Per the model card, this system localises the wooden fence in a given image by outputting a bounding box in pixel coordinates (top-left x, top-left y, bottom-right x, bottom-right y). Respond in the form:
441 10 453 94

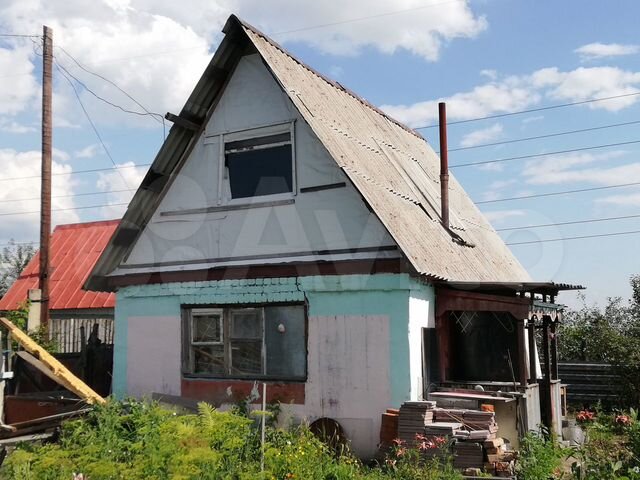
49 317 114 353
558 362 621 405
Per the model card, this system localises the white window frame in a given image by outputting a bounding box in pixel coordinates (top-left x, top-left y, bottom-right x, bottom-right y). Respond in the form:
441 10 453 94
215 121 297 206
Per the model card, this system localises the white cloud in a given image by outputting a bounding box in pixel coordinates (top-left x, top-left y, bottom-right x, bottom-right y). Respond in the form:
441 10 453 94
0 148 79 242
382 65 640 127
95 161 147 217
480 69 497 80
75 144 102 159
521 150 640 187
243 0 487 61
459 123 502 147
482 209 525 224
0 43 39 116
532 66 640 112
382 81 538 127
575 42 640 60
0 118 36 133
596 191 640 207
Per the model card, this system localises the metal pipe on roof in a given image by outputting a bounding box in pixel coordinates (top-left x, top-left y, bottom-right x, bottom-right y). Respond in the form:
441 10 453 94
438 102 450 231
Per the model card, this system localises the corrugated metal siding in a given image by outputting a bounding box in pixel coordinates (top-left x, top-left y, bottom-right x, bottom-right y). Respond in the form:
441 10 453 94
0 220 118 311
244 26 530 282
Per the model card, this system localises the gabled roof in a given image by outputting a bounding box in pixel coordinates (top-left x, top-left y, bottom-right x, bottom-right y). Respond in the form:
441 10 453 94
86 15 530 291
0 220 117 311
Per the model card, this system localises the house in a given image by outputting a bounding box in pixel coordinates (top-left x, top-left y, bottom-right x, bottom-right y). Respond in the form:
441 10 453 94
0 220 118 353
86 15 581 457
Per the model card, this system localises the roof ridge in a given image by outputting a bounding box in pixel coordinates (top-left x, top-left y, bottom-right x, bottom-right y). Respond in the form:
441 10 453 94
232 15 425 141
54 219 120 231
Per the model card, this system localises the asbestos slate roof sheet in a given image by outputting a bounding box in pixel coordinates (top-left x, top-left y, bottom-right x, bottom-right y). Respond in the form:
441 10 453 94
0 220 118 311
241 22 530 282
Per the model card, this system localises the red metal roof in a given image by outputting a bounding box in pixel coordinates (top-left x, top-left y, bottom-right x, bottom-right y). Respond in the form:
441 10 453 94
0 220 118 311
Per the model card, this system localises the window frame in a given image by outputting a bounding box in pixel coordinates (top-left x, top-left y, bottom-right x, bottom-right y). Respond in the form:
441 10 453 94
216 121 297 205
182 302 308 382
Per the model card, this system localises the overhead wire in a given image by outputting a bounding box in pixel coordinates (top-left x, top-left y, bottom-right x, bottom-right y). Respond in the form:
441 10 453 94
440 119 640 154
0 163 151 182
450 139 640 169
506 229 640 246
476 181 640 205
55 61 135 191
414 91 640 130
55 48 166 139
0 203 129 217
496 213 640 232
0 189 133 204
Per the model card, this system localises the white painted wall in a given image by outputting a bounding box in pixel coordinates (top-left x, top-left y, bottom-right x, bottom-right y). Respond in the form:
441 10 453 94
121 54 396 272
408 285 435 400
127 315 182 397
125 311 392 459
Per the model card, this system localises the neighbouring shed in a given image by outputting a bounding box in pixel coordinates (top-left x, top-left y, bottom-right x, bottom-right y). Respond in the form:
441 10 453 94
0 220 118 352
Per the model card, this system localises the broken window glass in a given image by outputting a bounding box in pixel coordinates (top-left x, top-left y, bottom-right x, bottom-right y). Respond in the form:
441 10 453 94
184 304 306 381
225 132 293 199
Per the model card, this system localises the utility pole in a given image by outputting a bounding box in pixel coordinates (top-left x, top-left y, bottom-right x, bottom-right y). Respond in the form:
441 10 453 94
39 25 53 329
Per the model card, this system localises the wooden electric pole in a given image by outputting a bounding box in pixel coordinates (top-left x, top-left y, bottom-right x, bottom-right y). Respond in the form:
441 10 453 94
39 25 53 328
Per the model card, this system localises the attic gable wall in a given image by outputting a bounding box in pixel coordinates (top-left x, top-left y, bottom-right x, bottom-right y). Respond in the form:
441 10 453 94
118 54 397 274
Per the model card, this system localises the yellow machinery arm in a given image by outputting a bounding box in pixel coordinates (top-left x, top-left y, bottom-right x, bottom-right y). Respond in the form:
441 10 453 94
0 317 106 405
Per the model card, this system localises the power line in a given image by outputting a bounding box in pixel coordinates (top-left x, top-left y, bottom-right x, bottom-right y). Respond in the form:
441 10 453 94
476 181 640 205
415 91 640 130
443 119 640 154
0 163 151 182
0 189 132 204
497 213 640 232
0 241 38 248
0 202 129 217
55 49 166 138
451 138 640 169
0 33 41 38
56 63 134 191
506 229 640 246
271 0 466 35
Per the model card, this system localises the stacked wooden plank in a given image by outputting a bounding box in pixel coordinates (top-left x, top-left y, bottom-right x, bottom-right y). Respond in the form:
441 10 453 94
432 408 498 440
397 401 435 446
453 441 484 469
424 421 464 437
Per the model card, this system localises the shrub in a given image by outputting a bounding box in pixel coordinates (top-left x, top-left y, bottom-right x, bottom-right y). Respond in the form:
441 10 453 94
516 431 567 480
0 400 464 480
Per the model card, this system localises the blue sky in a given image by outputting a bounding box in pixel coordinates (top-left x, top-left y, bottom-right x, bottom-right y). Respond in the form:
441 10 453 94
1 0 639 307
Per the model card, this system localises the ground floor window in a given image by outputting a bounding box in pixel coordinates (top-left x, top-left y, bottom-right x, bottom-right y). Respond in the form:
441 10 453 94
182 304 306 381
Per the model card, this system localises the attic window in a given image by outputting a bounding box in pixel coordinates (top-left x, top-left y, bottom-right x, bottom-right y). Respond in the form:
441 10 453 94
224 132 293 199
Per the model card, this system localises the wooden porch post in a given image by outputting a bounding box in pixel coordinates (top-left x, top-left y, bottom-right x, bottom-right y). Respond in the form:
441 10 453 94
541 315 554 430
435 312 450 383
527 319 537 384
550 321 559 381
517 318 527 386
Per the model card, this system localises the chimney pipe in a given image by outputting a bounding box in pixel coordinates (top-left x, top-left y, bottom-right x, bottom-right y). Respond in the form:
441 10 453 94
438 102 450 230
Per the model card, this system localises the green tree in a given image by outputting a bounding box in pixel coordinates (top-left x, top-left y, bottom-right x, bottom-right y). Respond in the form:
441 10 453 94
0 240 35 297
559 275 640 406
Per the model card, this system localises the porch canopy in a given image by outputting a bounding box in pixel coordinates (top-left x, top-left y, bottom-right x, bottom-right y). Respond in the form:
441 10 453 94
440 281 584 298
433 280 585 388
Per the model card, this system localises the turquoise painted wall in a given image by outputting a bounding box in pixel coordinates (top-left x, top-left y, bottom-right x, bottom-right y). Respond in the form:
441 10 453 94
114 273 431 406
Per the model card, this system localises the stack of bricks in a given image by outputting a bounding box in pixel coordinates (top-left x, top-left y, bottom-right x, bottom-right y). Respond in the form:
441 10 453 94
452 441 484 470
379 408 399 452
397 401 435 447
483 438 516 477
